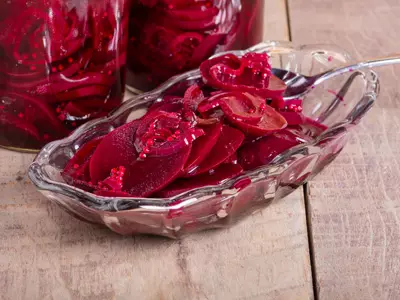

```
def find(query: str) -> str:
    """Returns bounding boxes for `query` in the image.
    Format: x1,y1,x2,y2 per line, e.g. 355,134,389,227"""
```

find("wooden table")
1,0,399,299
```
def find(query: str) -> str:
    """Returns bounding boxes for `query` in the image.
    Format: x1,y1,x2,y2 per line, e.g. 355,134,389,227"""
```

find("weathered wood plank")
289,0,400,299
0,1,313,299
263,0,290,41
0,150,312,300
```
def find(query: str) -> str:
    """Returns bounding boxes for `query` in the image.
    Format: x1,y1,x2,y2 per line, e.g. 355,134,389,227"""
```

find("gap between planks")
278,0,319,298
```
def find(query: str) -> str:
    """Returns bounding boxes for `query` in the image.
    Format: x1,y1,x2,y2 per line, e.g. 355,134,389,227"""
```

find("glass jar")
126,0,264,93
0,0,129,151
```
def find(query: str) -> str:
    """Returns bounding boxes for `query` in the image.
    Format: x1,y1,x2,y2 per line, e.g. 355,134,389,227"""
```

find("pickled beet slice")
171,32,203,70
64,137,103,179
123,144,192,197
163,2,219,22
157,163,243,198
0,91,69,137
228,105,287,136
186,125,244,177
183,84,205,113
135,109,203,158
191,33,225,64
183,121,223,174
280,112,305,126
224,152,238,164
62,138,104,190
0,112,41,148
198,91,264,123
89,120,140,183
55,86,111,102
237,129,307,170
200,53,287,98
156,1,219,31
198,91,287,136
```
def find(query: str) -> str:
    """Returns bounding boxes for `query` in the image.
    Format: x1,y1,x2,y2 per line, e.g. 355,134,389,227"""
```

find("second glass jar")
126,0,265,92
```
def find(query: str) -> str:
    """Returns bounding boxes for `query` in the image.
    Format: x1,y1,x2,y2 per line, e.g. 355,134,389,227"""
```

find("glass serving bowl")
28,41,379,238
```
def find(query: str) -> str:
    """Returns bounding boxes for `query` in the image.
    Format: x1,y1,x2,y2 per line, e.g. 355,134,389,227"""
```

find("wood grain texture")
0,150,312,300
263,0,290,41
289,0,400,299
0,1,313,299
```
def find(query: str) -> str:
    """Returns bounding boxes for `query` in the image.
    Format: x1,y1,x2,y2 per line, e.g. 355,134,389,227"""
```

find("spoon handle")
316,54,400,84
360,53,400,68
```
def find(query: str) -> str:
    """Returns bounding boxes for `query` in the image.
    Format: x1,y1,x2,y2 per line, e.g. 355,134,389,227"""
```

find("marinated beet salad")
63,53,327,198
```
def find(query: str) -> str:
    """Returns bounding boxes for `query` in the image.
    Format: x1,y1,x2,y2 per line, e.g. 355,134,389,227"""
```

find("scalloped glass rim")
28,41,379,212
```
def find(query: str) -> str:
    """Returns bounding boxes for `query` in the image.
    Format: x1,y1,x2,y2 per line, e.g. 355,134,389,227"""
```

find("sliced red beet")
170,32,203,70
183,84,205,113
0,91,69,138
157,4,218,31
89,120,140,183
198,91,287,136
198,91,264,123
191,33,225,65
123,144,192,197
134,109,204,158
200,53,287,98
237,129,307,170
64,137,104,178
279,112,306,126
0,112,41,148
227,105,287,136
224,152,238,164
183,121,223,174
62,137,105,189
163,1,219,22
157,163,243,198
185,125,244,177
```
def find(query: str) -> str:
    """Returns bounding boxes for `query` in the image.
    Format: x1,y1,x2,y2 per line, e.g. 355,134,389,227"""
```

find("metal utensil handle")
315,54,400,85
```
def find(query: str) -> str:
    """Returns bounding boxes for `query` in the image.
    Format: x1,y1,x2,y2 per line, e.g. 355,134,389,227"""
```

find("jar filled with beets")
126,0,264,92
0,0,130,151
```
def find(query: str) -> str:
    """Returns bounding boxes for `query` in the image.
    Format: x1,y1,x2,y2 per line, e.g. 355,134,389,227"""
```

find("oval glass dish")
29,42,379,238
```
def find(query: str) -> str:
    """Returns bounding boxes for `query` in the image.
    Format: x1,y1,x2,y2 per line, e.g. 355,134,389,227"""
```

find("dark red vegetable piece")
134,109,204,158
0,112,41,148
89,120,140,183
237,129,308,170
280,112,306,126
186,125,244,177
123,144,192,197
183,84,205,114
183,121,223,174
200,52,287,98
64,137,104,178
198,91,288,136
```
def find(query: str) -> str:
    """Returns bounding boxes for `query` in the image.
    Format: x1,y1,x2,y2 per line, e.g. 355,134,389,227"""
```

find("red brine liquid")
62,52,328,198
0,0,129,150
126,0,264,92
